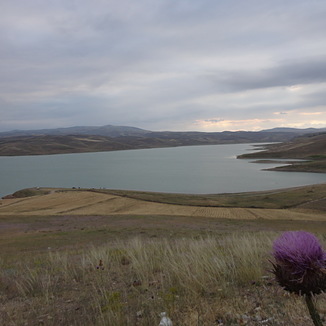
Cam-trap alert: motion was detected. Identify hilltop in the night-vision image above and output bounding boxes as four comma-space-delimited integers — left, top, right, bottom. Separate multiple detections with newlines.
0, 124, 150, 138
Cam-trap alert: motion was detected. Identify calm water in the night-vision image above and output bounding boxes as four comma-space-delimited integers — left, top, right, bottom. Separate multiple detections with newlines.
0, 143, 325, 197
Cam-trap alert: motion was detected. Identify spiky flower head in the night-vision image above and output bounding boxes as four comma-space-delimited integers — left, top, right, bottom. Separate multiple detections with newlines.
272, 231, 326, 295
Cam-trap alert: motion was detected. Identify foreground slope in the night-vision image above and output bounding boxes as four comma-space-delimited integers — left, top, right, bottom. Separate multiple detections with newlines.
1, 186, 325, 326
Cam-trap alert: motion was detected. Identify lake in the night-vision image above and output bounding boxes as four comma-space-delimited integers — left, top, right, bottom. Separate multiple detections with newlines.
0, 143, 325, 197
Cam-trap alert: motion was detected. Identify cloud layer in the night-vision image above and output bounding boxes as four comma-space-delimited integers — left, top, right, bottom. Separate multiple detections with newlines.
1, 0, 326, 131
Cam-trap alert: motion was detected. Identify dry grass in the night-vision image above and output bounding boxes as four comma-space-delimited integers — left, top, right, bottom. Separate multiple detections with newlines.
95, 183, 326, 210
0, 188, 325, 220
1, 233, 325, 325
1, 185, 325, 325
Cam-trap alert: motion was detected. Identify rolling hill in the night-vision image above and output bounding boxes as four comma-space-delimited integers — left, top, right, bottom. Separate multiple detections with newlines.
0, 124, 150, 138
0, 125, 324, 156
238, 132, 326, 172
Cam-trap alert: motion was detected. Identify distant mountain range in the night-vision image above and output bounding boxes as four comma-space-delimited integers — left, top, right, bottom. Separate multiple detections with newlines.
0, 125, 325, 138
0, 125, 325, 156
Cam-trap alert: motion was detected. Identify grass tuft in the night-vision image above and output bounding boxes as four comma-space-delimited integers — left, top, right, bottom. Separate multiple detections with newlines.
1, 232, 325, 325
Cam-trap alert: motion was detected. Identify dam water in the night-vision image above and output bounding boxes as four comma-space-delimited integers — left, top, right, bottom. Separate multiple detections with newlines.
0, 143, 325, 197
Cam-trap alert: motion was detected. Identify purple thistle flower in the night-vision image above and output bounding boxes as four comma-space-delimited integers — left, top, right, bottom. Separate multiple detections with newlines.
272, 231, 326, 295
273, 231, 325, 276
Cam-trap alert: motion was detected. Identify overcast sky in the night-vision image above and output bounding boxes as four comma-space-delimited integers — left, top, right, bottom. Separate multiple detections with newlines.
1, 0, 326, 132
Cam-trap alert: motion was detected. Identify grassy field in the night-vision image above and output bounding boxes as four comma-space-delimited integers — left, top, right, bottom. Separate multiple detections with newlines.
0, 185, 325, 325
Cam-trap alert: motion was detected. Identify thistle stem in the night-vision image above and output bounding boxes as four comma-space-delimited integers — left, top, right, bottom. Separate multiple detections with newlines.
305, 295, 323, 326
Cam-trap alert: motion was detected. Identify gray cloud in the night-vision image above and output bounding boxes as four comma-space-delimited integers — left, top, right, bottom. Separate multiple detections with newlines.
208, 57, 326, 93
0, 0, 326, 131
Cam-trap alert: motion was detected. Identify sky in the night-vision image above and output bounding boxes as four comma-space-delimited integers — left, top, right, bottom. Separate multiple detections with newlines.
1, 0, 326, 132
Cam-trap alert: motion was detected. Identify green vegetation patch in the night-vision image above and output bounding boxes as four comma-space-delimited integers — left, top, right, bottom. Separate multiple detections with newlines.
12, 188, 50, 198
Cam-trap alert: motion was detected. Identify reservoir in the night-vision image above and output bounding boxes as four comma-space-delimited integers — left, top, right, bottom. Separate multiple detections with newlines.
0, 143, 325, 197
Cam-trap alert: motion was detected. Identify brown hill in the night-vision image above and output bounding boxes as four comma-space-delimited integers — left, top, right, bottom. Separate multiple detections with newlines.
0, 132, 298, 156
238, 133, 326, 172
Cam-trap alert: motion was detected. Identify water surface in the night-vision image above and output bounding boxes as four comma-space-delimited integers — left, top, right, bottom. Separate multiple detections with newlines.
0, 144, 325, 197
